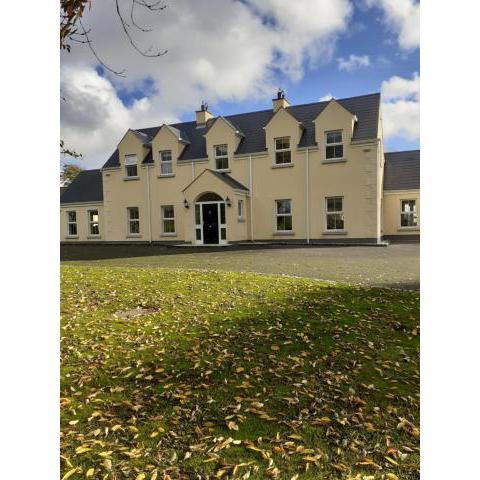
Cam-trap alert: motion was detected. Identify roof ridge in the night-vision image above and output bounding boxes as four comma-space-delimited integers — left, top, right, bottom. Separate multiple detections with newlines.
134, 92, 382, 131
385, 149, 420, 155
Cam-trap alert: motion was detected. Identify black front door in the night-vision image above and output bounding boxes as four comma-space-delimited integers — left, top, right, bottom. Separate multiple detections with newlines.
202, 203, 219, 244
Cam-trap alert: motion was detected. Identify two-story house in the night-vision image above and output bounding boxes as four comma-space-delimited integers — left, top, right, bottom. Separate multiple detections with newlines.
60, 91, 420, 245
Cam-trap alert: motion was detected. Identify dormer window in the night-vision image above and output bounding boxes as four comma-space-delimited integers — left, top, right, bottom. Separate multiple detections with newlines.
214, 144, 229, 170
325, 131, 343, 160
124, 154, 138, 177
274, 137, 292, 164
160, 150, 173, 175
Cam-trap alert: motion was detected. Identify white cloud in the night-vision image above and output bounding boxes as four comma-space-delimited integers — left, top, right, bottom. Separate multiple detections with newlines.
319, 93, 334, 101
364, 0, 419, 50
382, 72, 419, 101
61, 0, 353, 167
381, 72, 419, 141
337, 54, 370, 71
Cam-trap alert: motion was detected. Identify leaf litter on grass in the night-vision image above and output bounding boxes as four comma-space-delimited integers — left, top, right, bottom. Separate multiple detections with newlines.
61, 266, 419, 479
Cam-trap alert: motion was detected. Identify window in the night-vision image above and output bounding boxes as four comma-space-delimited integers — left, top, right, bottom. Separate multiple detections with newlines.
275, 199, 292, 231
326, 197, 344, 230
160, 150, 173, 175
274, 137, 292, 164
325, 131, 343, 160
400, 200, 417, 227
161, 205, 175, 234
237, 199, 244, 220
214, 144, 229, 170
125, 154, 138, 177
127, 207, 140, 234
67, 211, 77, 236
88, 210, 99, 236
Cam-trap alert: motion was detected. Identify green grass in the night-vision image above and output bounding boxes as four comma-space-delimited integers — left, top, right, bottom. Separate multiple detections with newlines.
61, 266, 419, 480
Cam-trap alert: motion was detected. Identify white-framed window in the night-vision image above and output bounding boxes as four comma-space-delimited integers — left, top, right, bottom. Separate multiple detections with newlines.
237, 199, 244, 220
125, 154, 138, 177
214, 144, 229, 170
88, 209, 100, 236
325, 196, 344, 230
325, 131, 343, 160
274, 137, 292, 164
127, 207, 140, 234
67, 211, 77, 236
161, 205, 175, 234
275, 199, 292, 231
159, 150, 173, 175
400, 199, 417, 227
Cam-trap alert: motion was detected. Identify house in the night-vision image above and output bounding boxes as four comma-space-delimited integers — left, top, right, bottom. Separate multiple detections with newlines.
60, 91, 420, 245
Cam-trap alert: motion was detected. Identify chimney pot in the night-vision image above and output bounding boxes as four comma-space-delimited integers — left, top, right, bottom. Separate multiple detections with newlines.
196, 101, 212, 126
272, 89, 290, 112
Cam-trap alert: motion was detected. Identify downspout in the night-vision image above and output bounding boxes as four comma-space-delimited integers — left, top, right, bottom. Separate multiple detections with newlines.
191, 161, 195, 180
305, 148, 310, 244
146, 164, 152, 243
249, 155, 254, 241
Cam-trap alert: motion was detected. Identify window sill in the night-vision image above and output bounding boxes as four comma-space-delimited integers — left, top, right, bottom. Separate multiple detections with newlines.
273, 231, 295, 236
65, 235, 79, 239
126, 234, 142, 238
87, 235, 101, 239
123, 176, 140, 181
322, 230, 348, 235
322, 158, 347, 165
272, 163, 294, 169
158, 173, 175, 178
215, 168, 231, 173
161, 233, 177, 237
398, 227, 419, 232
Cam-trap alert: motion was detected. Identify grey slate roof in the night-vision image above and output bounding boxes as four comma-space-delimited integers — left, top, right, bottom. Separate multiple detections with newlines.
60, 169, 103, 204
103, 93, 380, 168
384, 150, 420, 191
209, 170, 249, 191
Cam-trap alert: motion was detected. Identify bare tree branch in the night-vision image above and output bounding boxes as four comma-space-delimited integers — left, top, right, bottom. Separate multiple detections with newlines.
115, 0, 168, 58
79, 19, 126, 76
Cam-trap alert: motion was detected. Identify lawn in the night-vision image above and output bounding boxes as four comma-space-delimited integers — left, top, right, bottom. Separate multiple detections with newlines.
61, 266, 419, 480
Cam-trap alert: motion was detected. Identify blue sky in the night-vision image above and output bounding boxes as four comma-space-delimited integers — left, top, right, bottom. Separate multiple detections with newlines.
61, 0, 420, 167
206, 4, 419, 152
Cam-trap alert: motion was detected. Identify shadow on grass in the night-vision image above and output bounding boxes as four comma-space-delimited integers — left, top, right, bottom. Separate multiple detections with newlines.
61, 268, 419, 479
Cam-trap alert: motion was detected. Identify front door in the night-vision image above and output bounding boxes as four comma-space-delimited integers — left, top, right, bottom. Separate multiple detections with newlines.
202, 203, 219, 244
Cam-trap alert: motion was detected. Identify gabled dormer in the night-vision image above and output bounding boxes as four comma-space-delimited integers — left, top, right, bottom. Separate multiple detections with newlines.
117, 129, 151, 179
264, 98, 304, 167
314, 99, 358, 164
151, 124, 190, 177
204, 115, 244, 172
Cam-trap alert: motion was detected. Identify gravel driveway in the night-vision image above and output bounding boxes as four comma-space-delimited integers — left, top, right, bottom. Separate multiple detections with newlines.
62, 243, 419, 290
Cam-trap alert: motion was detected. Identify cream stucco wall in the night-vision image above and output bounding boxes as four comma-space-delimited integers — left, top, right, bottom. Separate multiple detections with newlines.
61, 101, 399, 244
383, 190, 420, 236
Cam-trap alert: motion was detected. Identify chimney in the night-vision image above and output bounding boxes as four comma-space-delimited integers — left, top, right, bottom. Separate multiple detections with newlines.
195, 101, 213, 126
272, 88, 290, 112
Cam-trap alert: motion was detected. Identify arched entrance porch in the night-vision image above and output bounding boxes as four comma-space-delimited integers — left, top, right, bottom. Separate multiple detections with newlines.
194, 192, 227, 245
